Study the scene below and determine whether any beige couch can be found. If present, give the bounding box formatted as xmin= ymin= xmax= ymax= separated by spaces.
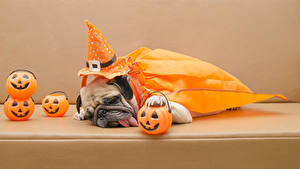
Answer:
xmin=0 ymin=0 xmax=299 ymax=168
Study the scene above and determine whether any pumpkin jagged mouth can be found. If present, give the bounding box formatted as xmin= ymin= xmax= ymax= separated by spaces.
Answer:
xmin=11 ymin=82 xmax=30 ymax=90
xmin=140 ymin=122 xmax=159 ymax=131
xmin=11 ymin=110 xmax=30 ymax=118
xmin=44 ymin=107 xmax=59 ymax=114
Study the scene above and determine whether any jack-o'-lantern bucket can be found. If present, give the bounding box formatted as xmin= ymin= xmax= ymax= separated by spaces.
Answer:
xmin=6 ymin=69 xmax=37 ymax=100
xmin=4 ymin=96 xmax=35 ymax=121
xmin=137 ymin=91 xmax=172 ymax=135
xmin=42 ymin=91 xmax=69 ymax=117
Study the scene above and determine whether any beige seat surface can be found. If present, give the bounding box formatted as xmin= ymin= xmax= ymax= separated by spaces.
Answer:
xmin=0 ymin=103 xmax=299 ymax=169
xmin=0 ymin=103 xmax=299 ymax=139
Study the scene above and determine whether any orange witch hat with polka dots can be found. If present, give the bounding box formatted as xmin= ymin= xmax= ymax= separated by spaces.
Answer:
xmin=78 ymin=20 xmax=130 ymax=79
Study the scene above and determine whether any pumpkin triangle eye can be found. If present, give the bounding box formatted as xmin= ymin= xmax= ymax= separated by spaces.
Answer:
xmin=23 ymin=74 xmax=29 ymax=79
xmin=141 ymin=111 xmax=146 ymax=117
xmin=12 ymin=74 xmax=17 ymax=79
xmin=53 ymin=99 xmax=59 ymax=104
xmin=12 ymin=101 xmax=18 ymax=107
xmin=152 ymin=112 xmax=158 ymax=119
xmin=45 ymin=99 xmax=49 ymax=103
xmin=23 ymin=101 xmax=29 ymax=107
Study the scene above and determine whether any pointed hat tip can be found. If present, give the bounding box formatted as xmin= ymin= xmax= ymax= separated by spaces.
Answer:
xmin=84 ymin=20 xmax=92 ymax=29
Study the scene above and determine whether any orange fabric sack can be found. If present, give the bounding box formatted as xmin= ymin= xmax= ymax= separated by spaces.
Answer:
xmin=126 ymin=47 xmax=287 ymax=114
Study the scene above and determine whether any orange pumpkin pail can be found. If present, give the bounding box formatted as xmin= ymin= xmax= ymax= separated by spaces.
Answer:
xmin=4 ymin=96 xmax=35 ymax=121
xmin=6 ymin=69 xmax=37 ymax=100
xmin=137 ymin=91 xmax=172 ymax=135
xmin=42 ymin=91 xmax=69 ymax=117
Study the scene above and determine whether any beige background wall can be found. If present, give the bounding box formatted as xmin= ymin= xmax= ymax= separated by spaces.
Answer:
xmin=0 ymin=0 xmax=299 ymax=103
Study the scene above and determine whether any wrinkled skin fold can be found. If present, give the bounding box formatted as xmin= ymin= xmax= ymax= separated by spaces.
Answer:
xmin=92 ymin=104 xmax=135 ymax=128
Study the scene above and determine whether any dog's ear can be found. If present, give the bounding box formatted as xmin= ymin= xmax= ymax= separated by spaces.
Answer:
xmin=108 ymin=75 xmax=133 ymax=100
xmin=76 ymin=87 xmax=86 ymax=114
xmin=76 ymin=94 xmax=81 ymax=114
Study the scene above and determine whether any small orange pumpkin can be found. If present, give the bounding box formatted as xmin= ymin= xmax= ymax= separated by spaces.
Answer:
xmin=4 ymin=96 xmax=35 ymax=121
xmin=137 ymin=92 xmax=172 ymax=135
xmin=42 ymin=91 xmax=69 ymax=117
xmin=6 ymin=69 xmax=37 ymax=100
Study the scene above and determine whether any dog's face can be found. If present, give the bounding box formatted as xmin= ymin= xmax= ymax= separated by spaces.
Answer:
xmin=78 ymin=76 xmax=138 ymax=128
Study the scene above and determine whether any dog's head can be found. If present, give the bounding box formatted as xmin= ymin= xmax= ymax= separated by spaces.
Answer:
xmin=76 ymin=75 xmax=139 ymax=128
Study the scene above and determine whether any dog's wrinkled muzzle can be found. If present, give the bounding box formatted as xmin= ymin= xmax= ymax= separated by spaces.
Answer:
xmin=93 ymin=104 xmax=138 ymax=128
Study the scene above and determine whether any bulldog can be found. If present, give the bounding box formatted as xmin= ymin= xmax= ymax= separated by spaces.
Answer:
xmin=75 ymin=75 xmax=194 ymax=128
xmin=74 ymin=20 xmax=269 ymax=128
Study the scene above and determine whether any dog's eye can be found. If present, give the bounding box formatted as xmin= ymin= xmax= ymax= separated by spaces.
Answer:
xmin=104 ymin=95 xmax=120 ymax=105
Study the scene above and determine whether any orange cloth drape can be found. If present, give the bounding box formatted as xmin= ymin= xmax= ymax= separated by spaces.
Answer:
xmin=126 ymin=47 xmax=287 ymax=114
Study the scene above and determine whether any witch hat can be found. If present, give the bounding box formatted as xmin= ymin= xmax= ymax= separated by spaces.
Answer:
xmin=78 ymin=20 xmax=129 ymax=79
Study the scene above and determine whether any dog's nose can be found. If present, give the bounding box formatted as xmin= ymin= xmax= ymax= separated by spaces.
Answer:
xmin=97 ymin=111 xmax=105 ymax=120
xmin=98 ymin=109 xmax=107 ymax=115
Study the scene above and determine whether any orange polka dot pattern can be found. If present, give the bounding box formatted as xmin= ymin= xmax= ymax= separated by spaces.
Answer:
xmin=78 ymin=20 xmax=130 ymax=79
xmin=86 ymin=20 xmax=115 ymax=63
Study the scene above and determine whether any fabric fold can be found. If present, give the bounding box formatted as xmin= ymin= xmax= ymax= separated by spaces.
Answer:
xmin=126 ymin=47 xmax=287 ymax=114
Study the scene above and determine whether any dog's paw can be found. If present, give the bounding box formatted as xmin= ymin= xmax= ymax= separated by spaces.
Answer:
xmin=170 ymin=101 xmax=192 ymax=124
xmin=145 ymin=95 xmax=167 ymax=107
xmin=145 ymin=96 xmax=192 ymax=124
xmin=74 ymin=108 xmax=86 ymax=120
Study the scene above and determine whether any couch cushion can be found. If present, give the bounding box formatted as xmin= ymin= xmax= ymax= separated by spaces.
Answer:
xmin=1 ymin=0 xmax=299 ymax=103
xmin=0 ymin=103 xmax=299 ymax=169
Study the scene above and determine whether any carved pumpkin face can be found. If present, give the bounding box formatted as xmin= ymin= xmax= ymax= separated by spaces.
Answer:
xmin=137 ymin=96 xmax=172 ymax=135
xmin=4 ymin=97 xmax=34 ymax=121
xmin=42 ymin=93 xmax=69 ymax=117
xmin=6 ymin=70 xmax=37 ymax=100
